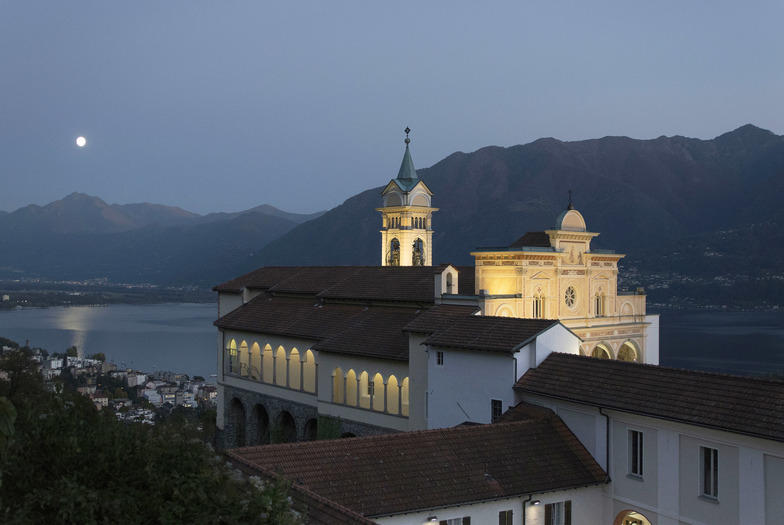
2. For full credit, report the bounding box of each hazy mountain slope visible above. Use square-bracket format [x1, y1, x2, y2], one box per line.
[251, 125, 784, 275]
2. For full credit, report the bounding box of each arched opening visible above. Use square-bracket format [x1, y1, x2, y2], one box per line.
[262, 344, 273, 383]
[592, 343, 612, 360]
[401, 377, 410, 416]
[412, 238, 424, 266]
[389, 238, 400, 266]
[345, 369, 358, 407]
[332, 368, 345, 404]
[372, 373, 385, 412]
[579, 345, 587, 356]
[277, 411, 297, 443]
[387, 375, 399, 415]
[289, 348, 301, 390]
[304, 418, 318, 441]
[303, 350, 316, 393]
[533, 294, 545, 319]
[613, 510, 652, 525]
[252, 404, 270, 445]
[359, 371, 371, 409]
[229, 397, 246, 448]
[226, 339, 238, 374]
[250, 343, 261, 380]
[239, 341, 249, 377]
[496, 305, 514, 317]
[275, 346, 287, 386]
[618, 341, 639, 362]
[446, 272, 454, 294]
[595, 292, 606, 317]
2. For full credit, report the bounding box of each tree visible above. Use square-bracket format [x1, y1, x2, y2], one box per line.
[65, 346, 78, 358]
[0, 381, 302, 524]
[88, 352, 106, 362]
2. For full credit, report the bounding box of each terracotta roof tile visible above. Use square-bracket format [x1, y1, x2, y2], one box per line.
[422, 316, 560, 353]
[516, 353, 784, 442]
[227, 415, 606, 518]
[509, 231, 552, 249]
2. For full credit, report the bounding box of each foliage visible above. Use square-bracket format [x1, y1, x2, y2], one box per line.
[88, 352, 106, 362]
[66, 346, 78, 358]
[0, 356, 302, 524]
[316, 416, 342, 441]
[0, 338, 18, 350]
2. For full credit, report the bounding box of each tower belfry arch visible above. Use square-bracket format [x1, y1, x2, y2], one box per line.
[377, 128, 438, 266]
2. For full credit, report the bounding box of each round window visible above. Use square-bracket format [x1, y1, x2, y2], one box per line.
[564, 286, 577, 308]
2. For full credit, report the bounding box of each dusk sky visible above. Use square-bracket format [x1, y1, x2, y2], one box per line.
[2, 2, 782, 215]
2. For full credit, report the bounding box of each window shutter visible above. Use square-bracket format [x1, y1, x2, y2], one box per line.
[463, 518, 471, 525]
[439, 521, 447, 525]
[564, 500, 572, 525]
[545, 504, 552, 524]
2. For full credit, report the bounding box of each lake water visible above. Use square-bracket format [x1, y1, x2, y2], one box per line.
[0, 304, 782, 379]
[0, 303, 218, 379]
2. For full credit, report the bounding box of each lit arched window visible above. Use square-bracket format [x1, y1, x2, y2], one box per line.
[533, 294, 545, 319]
[332, 368, 345, 404]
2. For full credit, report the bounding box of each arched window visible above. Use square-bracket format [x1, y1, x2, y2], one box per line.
[252, 404, 270, 445]
[401, 377, 410, 416]
[332, 368, 345, 404]
[303, 350, 316, 393]
[617, 342, 638, 362]
[595, 292, 605, 317]
[372, 373, 385, 412]
[592, 344, 612, 360]
[289, 348, 301, 390]
[345, 369, 358, 407]
[387, 375, 399, 415]
[533, 294, 545, 319]
[389, 238, 401, 266]
[250, 343, 261, 380]
[239, 341, 249, 377]
[275, 346, 286, 386]
[229, 398, 246, 447]
[412, 238, 424, 266]
[227, 339, 238, 374]
[262, 344, 273, 383]
[446, 272, 454, 294]
[359, 371, 371, 409]
[277, 411, 297, 443]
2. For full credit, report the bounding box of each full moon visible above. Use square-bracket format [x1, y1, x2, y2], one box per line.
[76, 136, 86, 147]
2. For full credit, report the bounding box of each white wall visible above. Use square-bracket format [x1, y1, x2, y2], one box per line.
[643, 314, 660, 365]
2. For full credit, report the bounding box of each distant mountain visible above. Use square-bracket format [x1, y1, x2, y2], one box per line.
[0, 195, 325, 286]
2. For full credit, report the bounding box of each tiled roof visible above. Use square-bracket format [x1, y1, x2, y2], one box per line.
[412, 310, 560, 354]
[227, 414, 607, 518]
[515, 353, 784, 442]
[215, 296, 419, 361]
[214, 266, 439, 304]
[509, 231, 552, 249]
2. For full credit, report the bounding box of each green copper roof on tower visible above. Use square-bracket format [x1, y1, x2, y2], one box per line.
[395, 127, 419, 190]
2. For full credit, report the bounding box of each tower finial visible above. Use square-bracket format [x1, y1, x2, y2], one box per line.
[404, 126, 411, 145]
[567, 189, 574, 210]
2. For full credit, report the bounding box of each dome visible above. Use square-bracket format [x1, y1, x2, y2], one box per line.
[554, 209, 587, 232]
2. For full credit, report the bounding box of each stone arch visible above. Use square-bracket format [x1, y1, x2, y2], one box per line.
[289, 347, 301, 390]
[277, 411, 297, 443]
[592, 343, 612, 360]
[411, 193, 429, 207]
[618, 341, 639, 362]
[412, 238, 425, 266]
[304, 418, 318, 441]
[332, 368, 345, 404]
[495, 304, 514, 317]
[262, 344, 273, 383]
[401, 377, 410, 416]
[239, 341, 249, 377]
[345, 369, 358, 407]
[387, 375, 400, 415]
[389, 238, 401, 266]
[226, 339, 238, 374]
[359, 371, 371, 409]
[385, 192, 402, 207]
[250, 342, 261, 380]
[579, 345, 587, 356]
[372, 373, 385, 412]
[275, 346, 287, 386]
[252, 404, 270, 445]
[303, 350, 316, 393]
[229, 397, 246, 448]
[613, 509, 652, 525]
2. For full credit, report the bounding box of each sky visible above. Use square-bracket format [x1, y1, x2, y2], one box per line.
[2, 2, 783, 216]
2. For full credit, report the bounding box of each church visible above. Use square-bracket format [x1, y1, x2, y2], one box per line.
[214, 130, 659, 446]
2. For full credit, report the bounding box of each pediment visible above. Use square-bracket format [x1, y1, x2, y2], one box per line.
[530, 271, 551, 280]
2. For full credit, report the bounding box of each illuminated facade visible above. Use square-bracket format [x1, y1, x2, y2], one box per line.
[472, 200, 658, 364]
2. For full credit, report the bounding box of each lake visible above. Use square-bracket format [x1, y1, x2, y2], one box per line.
[0, 303, 218, 379]
[0, 304, 782, 379]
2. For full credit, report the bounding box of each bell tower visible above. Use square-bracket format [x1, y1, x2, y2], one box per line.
[378, 128, 438, 266]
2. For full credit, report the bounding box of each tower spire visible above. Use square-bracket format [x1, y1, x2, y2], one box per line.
[567, 189, 574, 210]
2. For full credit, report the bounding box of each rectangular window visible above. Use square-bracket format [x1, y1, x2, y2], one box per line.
[701, 446, 719, 499]
[440, 517, 470, 525]
[545, 501, 571, 525]
[629, 429, 643, 478]
[498, 509, 512, 525]
[491, 399, 503, 422]
[436, 351, 444, 366]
